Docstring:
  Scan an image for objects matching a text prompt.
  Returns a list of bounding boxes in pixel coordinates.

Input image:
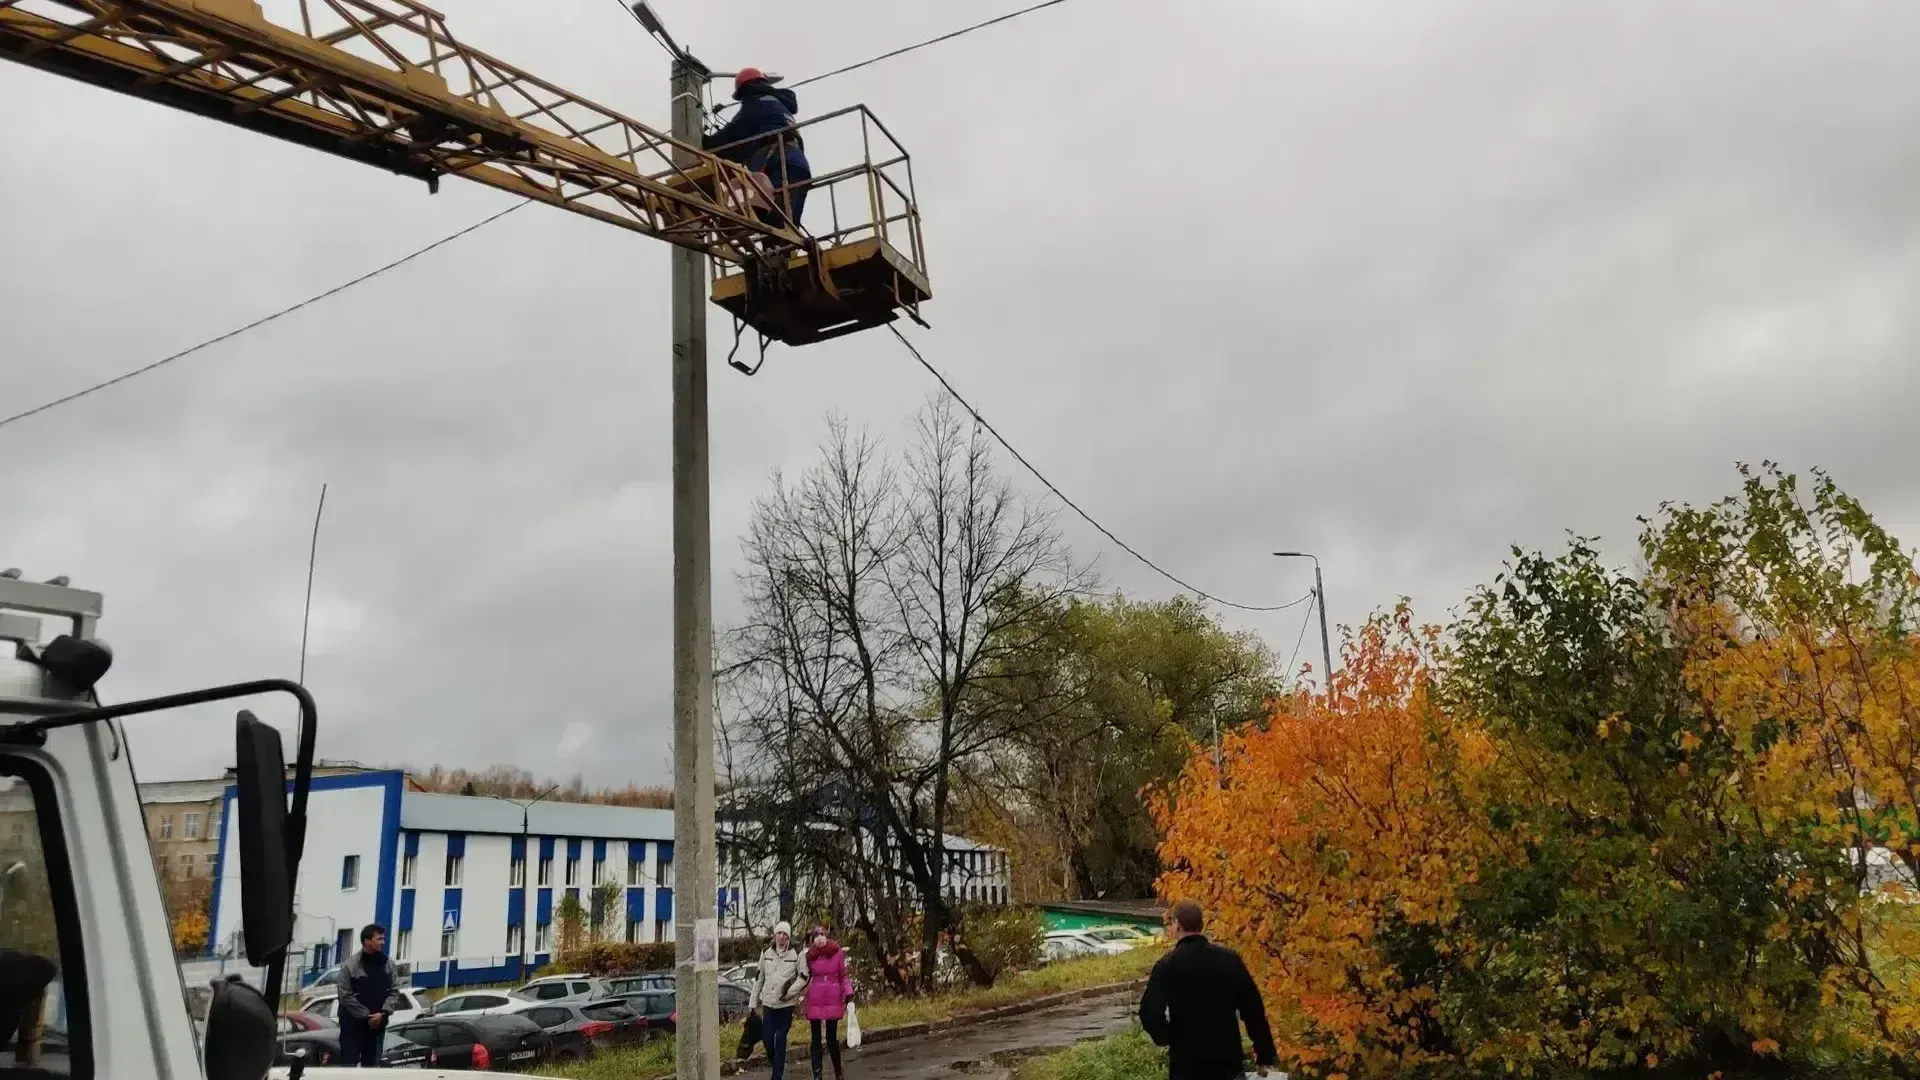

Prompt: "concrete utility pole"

[669,44,721,1080]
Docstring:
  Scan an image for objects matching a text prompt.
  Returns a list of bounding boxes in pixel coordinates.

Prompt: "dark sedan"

[381,1030,437,1068]
[513,1000,647,1055]
[389,1013,551,1070]
[611,980,754,1037]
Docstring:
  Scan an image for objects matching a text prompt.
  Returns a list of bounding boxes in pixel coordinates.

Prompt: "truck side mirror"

[234,710,293,964]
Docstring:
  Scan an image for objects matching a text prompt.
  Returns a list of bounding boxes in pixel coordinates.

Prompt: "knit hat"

[773,920,792,938]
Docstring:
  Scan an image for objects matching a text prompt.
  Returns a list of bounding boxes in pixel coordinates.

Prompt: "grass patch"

[1016,1028,1164,1080]
[538,949,1159,1080]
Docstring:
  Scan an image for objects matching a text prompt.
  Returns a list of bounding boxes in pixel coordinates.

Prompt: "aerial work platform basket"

[653,104,931,348]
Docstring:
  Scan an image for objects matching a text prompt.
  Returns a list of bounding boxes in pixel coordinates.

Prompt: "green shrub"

[551,936,762,976]
[958,906,1045,986]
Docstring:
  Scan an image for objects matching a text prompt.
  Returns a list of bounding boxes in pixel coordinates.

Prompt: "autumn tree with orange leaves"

[1153,607,1493,1078]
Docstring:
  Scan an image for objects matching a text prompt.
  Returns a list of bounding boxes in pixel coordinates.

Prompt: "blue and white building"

[206,770,1009,990]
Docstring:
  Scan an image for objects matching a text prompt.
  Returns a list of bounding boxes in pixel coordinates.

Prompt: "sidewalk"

[732,990,1137,1080]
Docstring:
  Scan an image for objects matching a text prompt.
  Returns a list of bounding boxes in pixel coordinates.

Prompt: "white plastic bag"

[845,1001,862,1048]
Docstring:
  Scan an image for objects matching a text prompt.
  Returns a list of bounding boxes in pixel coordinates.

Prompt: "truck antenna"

[298,483,328,687]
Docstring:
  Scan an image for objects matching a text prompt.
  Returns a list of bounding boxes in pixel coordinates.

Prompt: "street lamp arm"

[1273,551,1335,687]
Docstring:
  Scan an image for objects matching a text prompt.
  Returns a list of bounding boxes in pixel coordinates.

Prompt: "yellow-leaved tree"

[1647,464,1920,1055]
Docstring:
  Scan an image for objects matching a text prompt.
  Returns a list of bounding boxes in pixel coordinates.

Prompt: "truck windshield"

[0,766,83,1076]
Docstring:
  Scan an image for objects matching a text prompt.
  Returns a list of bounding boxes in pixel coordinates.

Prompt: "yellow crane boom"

[2,0,792,261]
[1,0,930,343]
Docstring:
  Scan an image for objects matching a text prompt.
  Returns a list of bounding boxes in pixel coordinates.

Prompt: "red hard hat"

[734,66,782,90]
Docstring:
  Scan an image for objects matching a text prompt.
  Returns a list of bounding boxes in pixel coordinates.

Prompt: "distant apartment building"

[141,779,226,883]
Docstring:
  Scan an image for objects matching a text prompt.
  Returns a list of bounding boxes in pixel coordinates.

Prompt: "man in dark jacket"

[332,923,404,1067]
[703,67,811,229]
[1139,901,1278,1080]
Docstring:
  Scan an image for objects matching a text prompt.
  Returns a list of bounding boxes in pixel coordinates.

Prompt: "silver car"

[512,974,611,1005]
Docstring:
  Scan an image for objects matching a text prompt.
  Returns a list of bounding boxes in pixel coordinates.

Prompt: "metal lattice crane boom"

[1,0,800,263]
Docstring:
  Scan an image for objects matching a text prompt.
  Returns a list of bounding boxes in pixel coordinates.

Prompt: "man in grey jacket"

[755,921,809,1080]
[332,924,405,1067]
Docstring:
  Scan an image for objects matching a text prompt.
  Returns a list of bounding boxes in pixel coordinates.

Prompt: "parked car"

[719,961,756,987]
[388,1013,552,1070]
[514,974,611,1003]
[1041,935,1099,965]
[613,980,755,1035]
[300,984,431,1024]
[381,1030,438,1068]
[1083,926,1150,950]
[607,970,675,995]
[1044,930,1129,957]
[510,999,648,1054]
[428,989,532,1017]
[274,1012,340,1068]
[612,989,678,1036]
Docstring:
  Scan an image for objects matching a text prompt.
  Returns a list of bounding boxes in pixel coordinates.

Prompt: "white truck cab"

[0,571,555,1080]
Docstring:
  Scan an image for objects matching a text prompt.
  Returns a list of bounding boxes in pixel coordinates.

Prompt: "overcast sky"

[5,0,1920,785]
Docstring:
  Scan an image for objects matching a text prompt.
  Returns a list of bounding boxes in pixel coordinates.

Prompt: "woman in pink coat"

[803,925,854,1080]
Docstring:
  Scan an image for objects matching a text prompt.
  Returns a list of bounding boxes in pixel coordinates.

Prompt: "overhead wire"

[1,0,1078,430]
[1284,593,1317,682]
[885,325,1314,614]
[0,203,529,432]
[713,0,1075,114]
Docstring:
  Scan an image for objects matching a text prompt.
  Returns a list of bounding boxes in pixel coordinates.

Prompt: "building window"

[509,854,526,888]
[506,924,524,955]
[395,929,412,961]
[156,854,169,871]
[655,919,669,943]
[341,855,361,891]
[564,856,579,886]
[183,861,197,879]
[593,858,607,885]
[627,857,646,887]
[158,815,173,840]
[626,918,642,944]
[535,922,551,953]
[658,858,674,889]
[440,927,458,960]
[183,812,202,840]
[205,853,218,868]
[401,853,416,888]
[445,852,463,887]
[538,855,553,886]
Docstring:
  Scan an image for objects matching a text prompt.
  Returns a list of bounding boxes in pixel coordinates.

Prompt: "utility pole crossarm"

[0,0,797,262]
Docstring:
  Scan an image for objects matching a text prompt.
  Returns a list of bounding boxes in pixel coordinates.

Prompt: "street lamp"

[1274,552,1334,690]
[487,785,559,981]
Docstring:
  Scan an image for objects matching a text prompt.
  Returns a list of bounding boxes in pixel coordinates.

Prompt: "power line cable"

[787,0,1072,93]
[886,325,1313,614]
[1284,593,1317,682]
[0,202,528,432]
[2,1,1078,429]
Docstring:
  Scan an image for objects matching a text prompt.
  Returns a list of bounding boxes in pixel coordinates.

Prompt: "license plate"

[509,1050,538,1061]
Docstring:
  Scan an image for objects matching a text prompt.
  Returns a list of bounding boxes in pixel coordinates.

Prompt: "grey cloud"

[6,0,1920,781]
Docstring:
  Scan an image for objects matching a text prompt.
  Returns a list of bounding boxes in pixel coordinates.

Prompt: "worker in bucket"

[704,67,812,229]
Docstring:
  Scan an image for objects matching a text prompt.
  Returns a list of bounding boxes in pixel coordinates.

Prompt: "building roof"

[400,791,676,840]
[137,779,230,805]
[1036,898,1165,918]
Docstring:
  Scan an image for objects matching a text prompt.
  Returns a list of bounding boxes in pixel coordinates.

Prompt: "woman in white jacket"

[756,921,810,1080]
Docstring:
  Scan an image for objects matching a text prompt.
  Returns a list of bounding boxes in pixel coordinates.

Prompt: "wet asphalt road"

[734,992,1137,1080]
